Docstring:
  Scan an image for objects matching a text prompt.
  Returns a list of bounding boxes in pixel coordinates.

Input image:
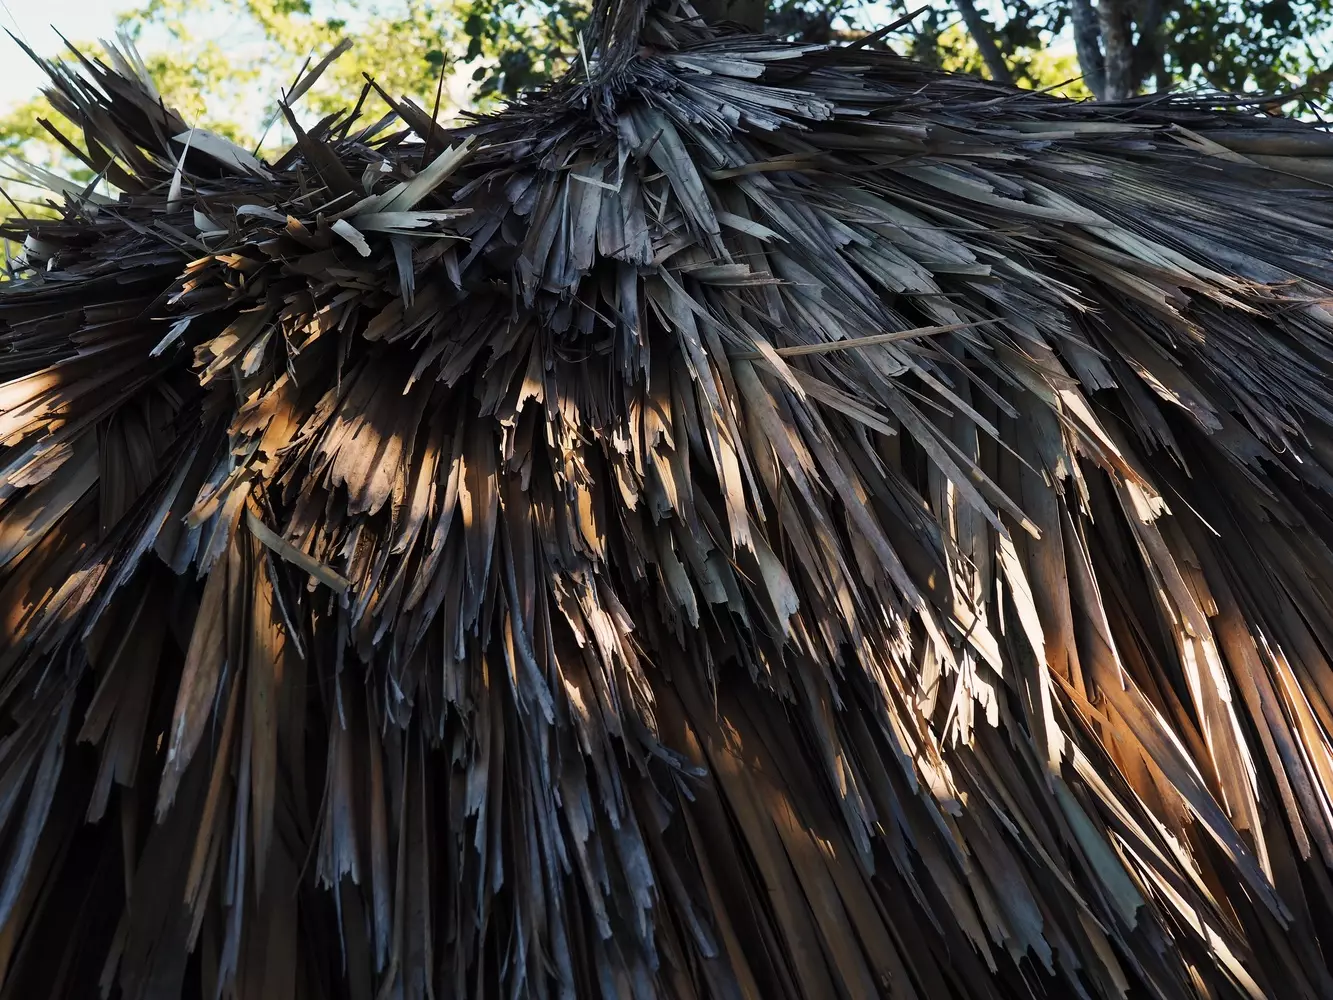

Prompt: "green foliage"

[885,1,1333,101]
[460,0,590,100]
[890,3,1078,92]
[765,0,859,41]
[1167,0,1333,94]
[900,18,1090,98]
[0,98,59,160]
[114,0,459,142]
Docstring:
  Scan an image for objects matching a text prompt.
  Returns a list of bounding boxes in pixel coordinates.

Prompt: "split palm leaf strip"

[5,3,1333,997]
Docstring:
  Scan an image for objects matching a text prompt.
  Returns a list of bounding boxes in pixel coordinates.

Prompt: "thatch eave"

[3,5,1333,999]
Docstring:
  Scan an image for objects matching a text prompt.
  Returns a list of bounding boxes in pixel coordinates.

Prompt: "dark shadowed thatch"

[5,3,1333,997]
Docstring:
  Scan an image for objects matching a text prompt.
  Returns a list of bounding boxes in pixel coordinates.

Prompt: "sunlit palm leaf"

[3,6,1333,998]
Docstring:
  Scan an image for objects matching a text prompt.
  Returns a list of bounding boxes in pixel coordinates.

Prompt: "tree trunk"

[1132,0,1168,94]
[954,0,1013,85]
[1097,0,1136,100]
[1069,0,1107,99]
[694,0,766,31]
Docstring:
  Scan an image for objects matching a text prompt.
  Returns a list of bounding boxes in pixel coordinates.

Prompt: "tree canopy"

[921,0,1333,101]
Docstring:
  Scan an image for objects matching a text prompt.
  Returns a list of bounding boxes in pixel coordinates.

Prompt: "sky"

[0,0,128,110]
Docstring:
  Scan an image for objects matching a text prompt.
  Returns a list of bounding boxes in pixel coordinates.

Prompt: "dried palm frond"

[5,4,1333,998]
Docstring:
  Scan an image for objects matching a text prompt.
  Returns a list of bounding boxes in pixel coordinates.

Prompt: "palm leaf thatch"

[5,3,1333,997]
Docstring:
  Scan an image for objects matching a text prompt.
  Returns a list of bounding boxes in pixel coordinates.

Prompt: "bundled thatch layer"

[4,4,1333,997]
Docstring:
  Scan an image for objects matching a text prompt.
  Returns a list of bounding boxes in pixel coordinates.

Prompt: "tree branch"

[954,0,1013,85]
[1069,0,1106,100]
[1098,0,1136,100]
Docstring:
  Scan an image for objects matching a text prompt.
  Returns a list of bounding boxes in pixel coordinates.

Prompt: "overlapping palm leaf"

[3,4,1333,997]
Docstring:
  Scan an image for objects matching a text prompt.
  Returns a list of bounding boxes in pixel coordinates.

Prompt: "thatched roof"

[3,3,1333,997]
